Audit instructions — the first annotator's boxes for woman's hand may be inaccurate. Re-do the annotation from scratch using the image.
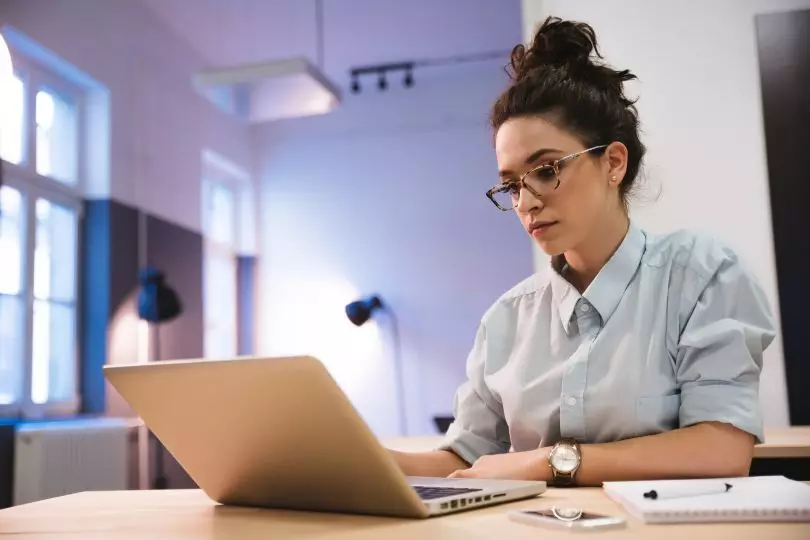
[448,448,550,481]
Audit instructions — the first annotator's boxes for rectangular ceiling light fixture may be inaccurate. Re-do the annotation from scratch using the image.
[193,57,341,123]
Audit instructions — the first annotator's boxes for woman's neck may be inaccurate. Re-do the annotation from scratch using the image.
[563,213,630,293]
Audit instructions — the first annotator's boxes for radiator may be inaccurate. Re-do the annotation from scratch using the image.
[13,418,129,506]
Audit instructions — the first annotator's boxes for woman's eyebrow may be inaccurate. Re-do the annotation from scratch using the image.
[499,148,563,177]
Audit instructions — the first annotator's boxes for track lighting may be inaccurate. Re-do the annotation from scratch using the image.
[349,61,415,94]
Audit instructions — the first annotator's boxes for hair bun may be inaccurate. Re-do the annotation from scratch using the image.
[509,16,600,81]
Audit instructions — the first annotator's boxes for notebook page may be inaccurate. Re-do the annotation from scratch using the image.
[604,476,810,523]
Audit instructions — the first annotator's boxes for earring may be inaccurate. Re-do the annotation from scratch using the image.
[611,176,617,183]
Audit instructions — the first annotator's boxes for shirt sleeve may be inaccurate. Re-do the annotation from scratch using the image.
[438,321,511,464]
[676,253,776,444]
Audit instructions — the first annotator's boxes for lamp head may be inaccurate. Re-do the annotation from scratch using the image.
[137,266,183,324]
[345,295,383,326]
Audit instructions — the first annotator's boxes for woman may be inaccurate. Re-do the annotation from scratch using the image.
[391,17,775,486]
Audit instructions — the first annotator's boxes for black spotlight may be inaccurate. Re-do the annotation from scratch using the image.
[404,69,414,88]
[345,295,383,327]
[351,77,361,94]
[377,73,388,91]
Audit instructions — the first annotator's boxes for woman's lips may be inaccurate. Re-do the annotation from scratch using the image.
[530,221,558,238]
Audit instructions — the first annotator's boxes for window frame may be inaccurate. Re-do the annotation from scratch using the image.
[0,48,83,418]
[201,151,250,360]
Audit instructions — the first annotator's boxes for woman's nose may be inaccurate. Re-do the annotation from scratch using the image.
[516,185,543,213]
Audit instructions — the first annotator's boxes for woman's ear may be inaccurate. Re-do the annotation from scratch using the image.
[605,142,629,186]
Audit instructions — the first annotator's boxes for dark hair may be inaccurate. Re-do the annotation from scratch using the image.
[491,16,645,204]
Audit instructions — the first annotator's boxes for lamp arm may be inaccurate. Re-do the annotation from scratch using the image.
[382,305,408,436]
[147,322,168,489]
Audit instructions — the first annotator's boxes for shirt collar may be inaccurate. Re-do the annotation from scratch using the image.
[550,223,646,331]
[549,262,580,333]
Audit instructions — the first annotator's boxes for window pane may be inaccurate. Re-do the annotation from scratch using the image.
[36,88,77,184]
[0,186,24,295]
[209,183,235,245]
[0,74,24,165]
[31,300,76,404]
[204,250,237,359]
[34,199,77,302]
[205,326,236,362]
[0,294,24,405]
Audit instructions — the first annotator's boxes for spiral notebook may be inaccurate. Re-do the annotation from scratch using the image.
[604,476,810,524]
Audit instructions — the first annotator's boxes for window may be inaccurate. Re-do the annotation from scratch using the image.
[203,180,238,360]
[1,52,82,416]
[36,88,78,184]
[31,199,77,404]
[0,186,25,406]
[202,152,251,361]
[0,74,25,165]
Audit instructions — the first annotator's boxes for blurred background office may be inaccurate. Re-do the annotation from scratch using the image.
[0,0,808,503]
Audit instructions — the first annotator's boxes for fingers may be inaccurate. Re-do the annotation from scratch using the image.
[448,468,472,479]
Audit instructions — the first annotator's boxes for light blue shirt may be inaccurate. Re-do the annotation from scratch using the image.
[441,224,776,464]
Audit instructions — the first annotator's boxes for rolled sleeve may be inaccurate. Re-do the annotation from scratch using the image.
[676,255,776,444]
[439,322,511,464]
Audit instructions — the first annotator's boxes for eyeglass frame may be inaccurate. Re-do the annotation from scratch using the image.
[486,144,609,211]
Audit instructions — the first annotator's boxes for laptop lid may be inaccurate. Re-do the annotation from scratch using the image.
[105,356,429,518]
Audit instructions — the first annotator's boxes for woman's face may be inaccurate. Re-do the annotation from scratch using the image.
[494,116,626,256]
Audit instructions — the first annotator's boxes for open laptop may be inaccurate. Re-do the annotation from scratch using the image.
[104,355,545,518]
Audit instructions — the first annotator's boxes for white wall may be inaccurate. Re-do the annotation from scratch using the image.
[0,0,252,233]
[522,0,810,426]
[255,63,534,436]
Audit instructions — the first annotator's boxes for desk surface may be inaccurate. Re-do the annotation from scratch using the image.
[384,427,810,459]
[1,488,808,540]
[756,427,810,458]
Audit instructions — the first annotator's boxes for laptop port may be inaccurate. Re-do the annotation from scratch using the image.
[484,495,491,501]
[451,500,458,509]
[440,503,448,510]
[474,497,482,503]
[460,499,467,507]
[493,493,506,498]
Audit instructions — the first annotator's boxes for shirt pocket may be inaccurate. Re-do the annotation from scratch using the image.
[635,394,681,436]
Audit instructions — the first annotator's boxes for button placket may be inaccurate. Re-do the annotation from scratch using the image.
[559,301,592,440]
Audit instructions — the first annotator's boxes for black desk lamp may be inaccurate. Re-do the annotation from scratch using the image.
[345,295,383,327]
[345,295,408,435]
[137,266,182,489]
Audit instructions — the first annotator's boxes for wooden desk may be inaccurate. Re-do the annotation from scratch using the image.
[0,488,807,539]
[384,436,444,453]
[385,427,810,459]
[757,427,810,459]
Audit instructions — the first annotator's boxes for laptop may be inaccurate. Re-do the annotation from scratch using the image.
[104,355,545,518]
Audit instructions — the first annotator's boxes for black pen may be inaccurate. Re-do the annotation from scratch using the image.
[643,482,733,501]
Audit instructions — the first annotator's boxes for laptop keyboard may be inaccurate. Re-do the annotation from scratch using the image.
[412,486,483,500]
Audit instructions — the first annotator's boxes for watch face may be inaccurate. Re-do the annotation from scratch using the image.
[552,507,584,521]
[551,445,579,474]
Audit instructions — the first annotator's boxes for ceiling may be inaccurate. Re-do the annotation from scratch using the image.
[143,0,523,88]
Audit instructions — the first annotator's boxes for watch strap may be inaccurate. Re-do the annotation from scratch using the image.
[553,470,575,486]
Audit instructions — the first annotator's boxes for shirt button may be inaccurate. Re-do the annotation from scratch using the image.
[567,397,577,406]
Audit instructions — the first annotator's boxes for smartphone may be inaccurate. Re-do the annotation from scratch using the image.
[508,507,626,531]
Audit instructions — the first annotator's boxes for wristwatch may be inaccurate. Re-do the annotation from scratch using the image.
[548,438,582,486]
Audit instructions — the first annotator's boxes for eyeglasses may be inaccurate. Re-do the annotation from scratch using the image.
[486,145,609,211]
